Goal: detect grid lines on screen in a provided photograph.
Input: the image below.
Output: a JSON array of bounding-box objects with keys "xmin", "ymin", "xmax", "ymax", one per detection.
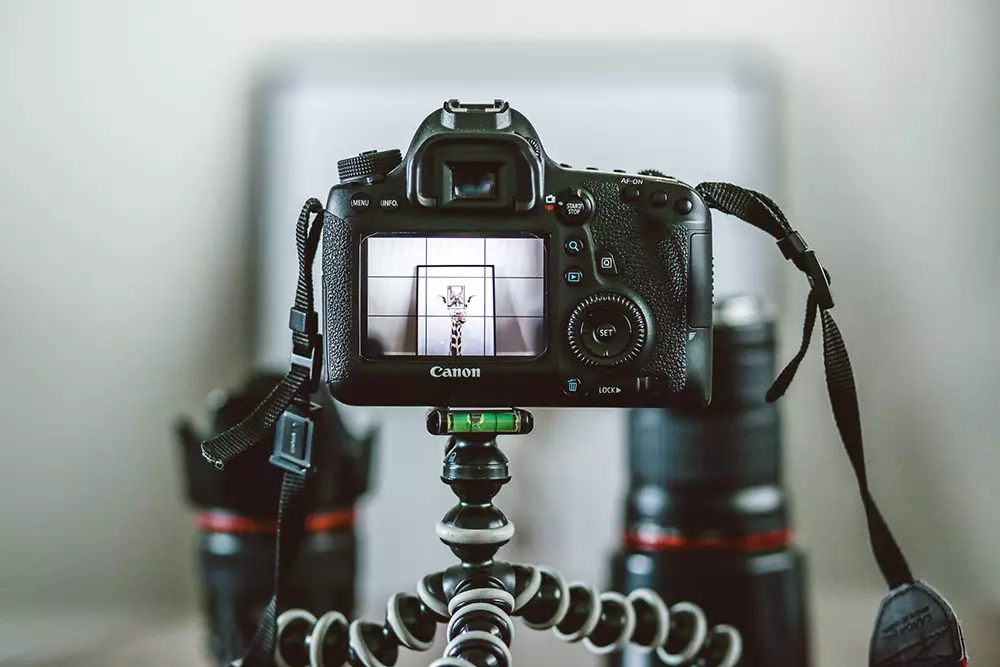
[{"xmin": 364, "ymin": 236, "xmax": 544, "ymax": 357}]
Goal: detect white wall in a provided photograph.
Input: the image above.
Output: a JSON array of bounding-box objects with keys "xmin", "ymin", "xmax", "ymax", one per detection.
[{"xmin": 1, "ymin": 0, "xmax": 998, "ymax": 631}]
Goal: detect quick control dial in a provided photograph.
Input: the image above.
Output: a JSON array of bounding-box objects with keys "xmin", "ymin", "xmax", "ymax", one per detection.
[
  {"xmin": 337, "ymin": 149, "xmax": 403, "ymax": 184},
  {"xmin": 567, "ymin": 293, "xmax": 647, "ymax": 367}
]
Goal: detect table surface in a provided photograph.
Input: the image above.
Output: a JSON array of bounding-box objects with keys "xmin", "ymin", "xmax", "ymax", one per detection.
[{"xmin": 4, "ymin": 589, "xmax": 996, "ymax": 667}]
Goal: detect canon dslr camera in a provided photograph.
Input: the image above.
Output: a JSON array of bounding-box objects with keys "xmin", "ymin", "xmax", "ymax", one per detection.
[{"xmin": 323, "ymin": 99, "xmax": 713, "ymax": 407}]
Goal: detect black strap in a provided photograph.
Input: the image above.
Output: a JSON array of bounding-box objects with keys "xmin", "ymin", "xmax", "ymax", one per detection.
[
  {"xmin": 240, "ymin": 470, "xmax": 308, "ymax": 667},
  {"xmin": 696, "ymin": 182, "xmax": 914, "ymax": 589},
  {"xmin": 199, "ymin": 198, "xmax": 326, "ymax": 667},
  {"xmin": 201, "ymin": 198, "xmax": 325, "ymax": 469}
]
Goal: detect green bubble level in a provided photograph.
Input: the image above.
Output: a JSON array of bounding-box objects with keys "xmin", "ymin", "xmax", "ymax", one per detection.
[
  {"xmin": 425, "ymin": 408, "xmax": 533, "ymax": 436},
  {"xmin": 446, "ymin": 411, "xmax": 522, "ymax": 434}
]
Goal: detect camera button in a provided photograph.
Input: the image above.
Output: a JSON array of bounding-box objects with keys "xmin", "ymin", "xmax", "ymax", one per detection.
[
  {"xmin": 555, "ymin": 188, "xmax": 594, "ymax": 225},
  {"xmin": 596, "ymin": 250, "xmax": 619, "ymax": 277},
  {"xmin": 594, "ymin": 323, "xmax": 617, "ymax": 342},
  {"xmin": 620, "ymin": 185, "xmax": 640, "ymax": 203},
  {"xmin": 581, "ymin": 310, "xmax": 632, "ymax": 358},
  {"xmin": 379, "ymin": 194, "xmax": 401, "ymax": 212},
  {"xmin": 650, "ymin": 191, "xmax": 668, "ymax": 207},
  {"xmin": 564, "ymin": 237, "xmax": 585, "ymax": 256},
  {"xmin": 563, "ymin": 378, "xmax": 585, "ymax": 396},
  {"xmin": 675, "ymin": 197, "xmax": 694, "ymax": 215},
  {"xmin": 564, "ymin": 268, "xmax": 585, "ymax": 285},
  {"xmin": 636, "ymin": 375, "xmax": 664, "ymax": 396},
  {"xmin": 350, "ymin": 193, "xmax": 371, "ymax": 212}
]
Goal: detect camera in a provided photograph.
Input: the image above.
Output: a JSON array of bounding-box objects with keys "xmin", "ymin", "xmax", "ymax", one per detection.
[{"xmin": 322, "ymin": 99, "xmax": 713, "ymax": 408}]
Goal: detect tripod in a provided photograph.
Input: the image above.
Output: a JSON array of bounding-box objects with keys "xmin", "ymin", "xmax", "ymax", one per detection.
[{"xmin": 268, "ymin": 409, "xmax": 742, "ymax": 667}]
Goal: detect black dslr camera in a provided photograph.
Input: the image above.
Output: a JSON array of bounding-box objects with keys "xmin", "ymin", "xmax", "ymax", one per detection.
[{"xmin": 323, "ymin": 99, "xmax": 713, "ymax": 408}]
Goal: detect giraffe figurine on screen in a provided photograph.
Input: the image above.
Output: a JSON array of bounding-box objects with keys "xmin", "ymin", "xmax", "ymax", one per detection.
[{"xmin": 439, "ymin": 285, "xmax": 475, "ymax": 356}]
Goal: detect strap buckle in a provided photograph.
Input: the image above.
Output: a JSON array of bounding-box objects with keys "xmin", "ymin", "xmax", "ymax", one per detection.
[
  {"xmin": 289, "ymin": 306, "xmax": 322, "ymax": 392},
  {"xmin": 289, "ymin": 306, "xmax": 317, "ymax": 336},
  {"xmin": 289, "ymin": 342, "xmax": 322, "ymax": 392},
  {"xmin": 777, "ymin": 231, "xmax": 835, "ymax": 311},
  {"xmin": 269, "ymin": 402, "xmax": 318, "ymax": 477}
]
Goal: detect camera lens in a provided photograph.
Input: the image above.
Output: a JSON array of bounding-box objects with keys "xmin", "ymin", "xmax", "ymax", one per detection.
[
  {"xmin": 176, "ymin": 376, "xmax": 373, "ymax": 665},
  {"xmin": 449, "ymin": 161, "xmax": 500, "ymax": 200},
  {"xmin": 607, "ymin": 295, "xmax": 811, "ymax": 667}
]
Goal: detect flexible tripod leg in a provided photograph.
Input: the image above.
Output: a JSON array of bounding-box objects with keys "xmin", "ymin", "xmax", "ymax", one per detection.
[
  {"xmin": 507, "ymin": 564, "xmax": 742, "ymax": 667},
  {"xmin": 271, "ymin": 566, "xmax": 739, "ymax": 667},
  {"xmin": 269, "ymin": 430, "xmax": 536, "ymax": 667},
  {"xmin": 270, "ymin": 582, "xmax": 444, "ymax": 667},
  {"xmin": 272, "ymin": 409, "xmax": 742, "ymax": 666}
]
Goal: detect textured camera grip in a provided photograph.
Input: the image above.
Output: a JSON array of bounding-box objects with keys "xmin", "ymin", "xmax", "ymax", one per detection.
[
  {"xmin": 322, "ymin": 211, "xmax": 354, "ymax": 382},
  {"xmin": 584, "ymin": 179, "xmax": 691, "ymax": 394}
]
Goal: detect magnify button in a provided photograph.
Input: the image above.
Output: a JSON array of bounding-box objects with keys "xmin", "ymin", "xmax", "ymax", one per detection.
[{"xmin": 564, "ymin": 237, "xmax": 585, "ymax": 256}]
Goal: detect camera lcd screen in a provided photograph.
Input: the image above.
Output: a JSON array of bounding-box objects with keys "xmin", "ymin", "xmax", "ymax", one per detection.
[{"xmin": 363, "ymin": 235, "xmax": 545, "ymax": 358}]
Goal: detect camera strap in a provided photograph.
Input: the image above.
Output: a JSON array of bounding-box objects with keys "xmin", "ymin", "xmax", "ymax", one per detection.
[
  {"xmin": 200, "ymin": 198, "xmax": 327, "ymax": 667},
  {"xmin": 696, "ymin": 182, "xmax": 967, "ymax": 665}
]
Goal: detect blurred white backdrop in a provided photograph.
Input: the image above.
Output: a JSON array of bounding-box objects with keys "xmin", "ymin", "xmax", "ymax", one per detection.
[{"xmin": 1, "ymin": 0, "xmax": 999, "ymax": 661}]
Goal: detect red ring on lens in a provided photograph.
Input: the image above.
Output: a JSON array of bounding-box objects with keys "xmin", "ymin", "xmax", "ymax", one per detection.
[
  {"xmin": 624, "ymin": 528, "xmax": 792, "ymax": 553},
  {"xmin": 198, "ymin": 508, "xmax": 356, "ymax": 534}
]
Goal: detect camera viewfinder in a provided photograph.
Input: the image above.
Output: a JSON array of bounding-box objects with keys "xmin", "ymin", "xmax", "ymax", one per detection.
[{"xmin": 449, "ymin": 161, "xmax": 501, "ymax": 201}]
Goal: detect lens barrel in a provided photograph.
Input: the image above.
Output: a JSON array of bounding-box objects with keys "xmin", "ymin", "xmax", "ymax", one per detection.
[
  {"xmin": 177, "ymin": 375, "xmax": 373, "ymax": 665},
  {"xmin": 607, "ymin": 296, "xmax": 811, "ymax": 667}
]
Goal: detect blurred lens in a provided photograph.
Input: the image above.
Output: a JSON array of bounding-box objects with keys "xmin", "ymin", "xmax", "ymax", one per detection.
[
  {"xmin": 449, "ymin": 161, "xmax": 500, "ymax": 200},
  {"xmin": 177, "ymin": 375, "xmax": 373, "ymax": 665},
  {"xmin": 197, "ymin": 518, "xmax": 357, "ymax": 662},
  {"xmin": 607, "ymin": 295, "xmax": 811, "ymax": 667}
]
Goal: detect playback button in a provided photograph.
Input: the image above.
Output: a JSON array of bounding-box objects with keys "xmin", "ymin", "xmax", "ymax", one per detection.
[{"xmin": 564, "ymin": 268, "xmax": 585, "ymax": 285}]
